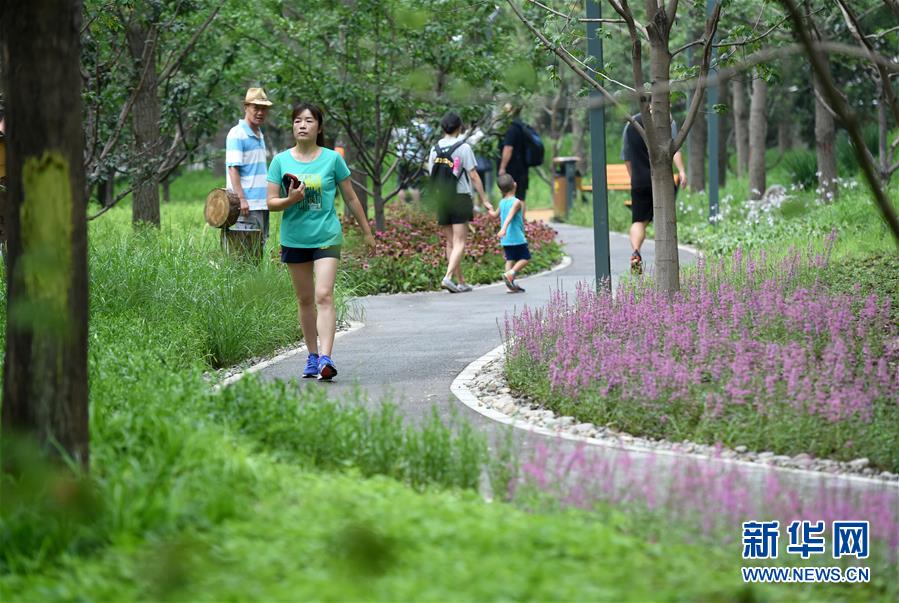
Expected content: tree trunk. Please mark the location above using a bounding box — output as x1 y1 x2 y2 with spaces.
717 74 730 187
731 78 749 178
97 169 114 207
876 81 890 186
1 0 90 468
342 142 368 218
687 41 706 192
647 42 680 295
687 101 707 192
373 184 385 233
571 105 587 176
814 71 838 201
777 112 793 154
126 20 161 227
748 76 768 200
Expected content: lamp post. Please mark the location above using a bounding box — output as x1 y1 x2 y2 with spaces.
587 0 611 291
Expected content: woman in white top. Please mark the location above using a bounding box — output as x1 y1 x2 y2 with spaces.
427 112 493 293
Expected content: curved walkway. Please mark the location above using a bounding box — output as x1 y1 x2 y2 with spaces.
257 223 897 506
258 222 685 421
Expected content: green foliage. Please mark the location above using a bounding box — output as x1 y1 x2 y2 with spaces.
340 205 564 294
81 0 243 198
5 468 884 602
0 199 489 577
781 149 818 191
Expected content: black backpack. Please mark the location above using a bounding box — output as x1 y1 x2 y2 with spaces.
518 122 545 167
429 140 467 198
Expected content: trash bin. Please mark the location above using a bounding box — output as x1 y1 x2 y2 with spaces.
552 156 580 221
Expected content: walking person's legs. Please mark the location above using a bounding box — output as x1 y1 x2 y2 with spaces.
445 222 468 282
313 257 339 357
629 220 647 253
628 187 653 275
287 261 322 377
288 262 317 350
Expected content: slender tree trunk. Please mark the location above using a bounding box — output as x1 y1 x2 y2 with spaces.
1 0 90 467
778 112 793 153
97 170 114 207
877 81 890 186
373 184 385 233
718 74 730 187
687 41 706 192
126 20 161 226
731 78 749 178
748 76 768 200
647 42 680 295
343 142 368 218
687 102 707 192
571 105 587 176
814 71 838 201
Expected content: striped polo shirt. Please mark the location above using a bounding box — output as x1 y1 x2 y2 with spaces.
225 119 268 211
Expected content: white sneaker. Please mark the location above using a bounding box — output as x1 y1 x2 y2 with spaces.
441 277 461 293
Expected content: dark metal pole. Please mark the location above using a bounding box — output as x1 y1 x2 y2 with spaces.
587 0 611 290
707 0 720 223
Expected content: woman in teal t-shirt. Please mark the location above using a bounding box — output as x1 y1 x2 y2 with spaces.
267 102 374 381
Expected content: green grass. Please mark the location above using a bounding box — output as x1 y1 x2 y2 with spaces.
3 170 895 601
5 464 889 603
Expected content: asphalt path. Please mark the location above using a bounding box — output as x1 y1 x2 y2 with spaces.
258 222 694 422
257 222 897 511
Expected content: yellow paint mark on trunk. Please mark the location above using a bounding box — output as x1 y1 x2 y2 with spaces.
12 152 73 336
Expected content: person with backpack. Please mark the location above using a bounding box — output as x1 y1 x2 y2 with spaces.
427 111 493 293
497 103 544 205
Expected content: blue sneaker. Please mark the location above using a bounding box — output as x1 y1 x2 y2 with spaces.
302 353 320 378
318 355 337 381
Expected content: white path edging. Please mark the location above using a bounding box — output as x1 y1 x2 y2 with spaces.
214 320 365 390
451 344 897 490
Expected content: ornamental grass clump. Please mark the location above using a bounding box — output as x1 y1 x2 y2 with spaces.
505 234 899 471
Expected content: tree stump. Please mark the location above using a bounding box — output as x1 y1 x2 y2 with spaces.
222 224 263 262
204 188 240 228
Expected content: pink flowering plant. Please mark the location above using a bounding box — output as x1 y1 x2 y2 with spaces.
504 234 899 472
340 205 562 294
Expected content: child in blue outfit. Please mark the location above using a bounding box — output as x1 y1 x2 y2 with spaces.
491 173 530 293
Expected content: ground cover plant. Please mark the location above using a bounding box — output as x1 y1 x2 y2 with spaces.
341 204 563 294
504 234 899 472
5 175 894 602
6 458 892 603
0 202 491 574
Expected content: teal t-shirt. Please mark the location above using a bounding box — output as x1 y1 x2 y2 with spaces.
266 147 351 248
499 197 527 246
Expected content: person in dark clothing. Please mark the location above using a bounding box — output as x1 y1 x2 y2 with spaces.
621 112 687 274
497 103 530 204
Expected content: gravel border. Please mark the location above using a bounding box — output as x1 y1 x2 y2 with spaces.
453 344 899 485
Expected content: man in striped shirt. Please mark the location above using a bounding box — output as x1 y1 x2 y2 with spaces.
226 87 273 247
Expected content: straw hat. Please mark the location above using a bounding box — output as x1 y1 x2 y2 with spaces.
244 88 273 107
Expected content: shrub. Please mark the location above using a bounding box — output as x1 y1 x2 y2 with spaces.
340 205 563 294
781 149 818 191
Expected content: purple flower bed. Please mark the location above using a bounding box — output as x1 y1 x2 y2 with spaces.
504 237 899 471
509 441 899 567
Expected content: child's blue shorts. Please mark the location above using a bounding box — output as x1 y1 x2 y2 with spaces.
503 243 531 261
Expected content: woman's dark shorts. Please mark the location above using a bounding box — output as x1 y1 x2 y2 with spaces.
503 243 531 261
630 186 653 223
437 193 474 225
280 245 341 264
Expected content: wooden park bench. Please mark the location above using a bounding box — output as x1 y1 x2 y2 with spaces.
579 163 633 206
